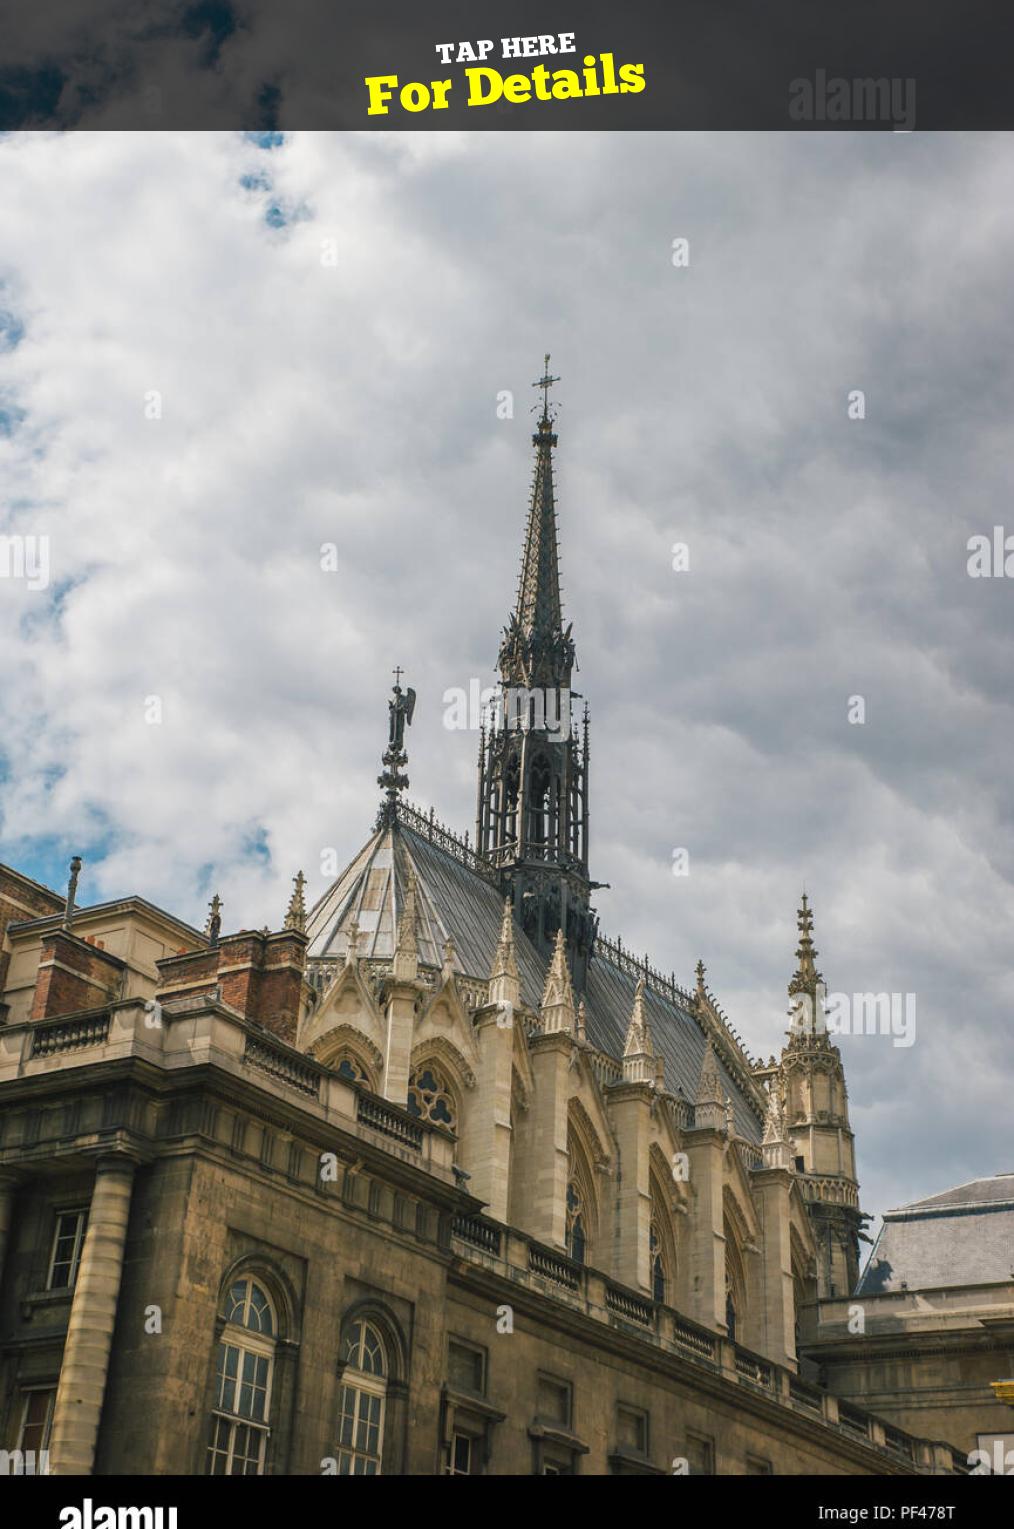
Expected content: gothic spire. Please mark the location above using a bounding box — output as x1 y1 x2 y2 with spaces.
498 354 574 689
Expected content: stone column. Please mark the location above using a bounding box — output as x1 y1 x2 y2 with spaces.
609 1084 652 1293
684 1127 726 1332
753 1166 797 1368
470 1007 514 1223
0 1171 20 1291
522 1034 572 1250
49 1155 137 1475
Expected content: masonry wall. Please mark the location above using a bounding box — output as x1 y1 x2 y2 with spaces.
2 1134 925 1476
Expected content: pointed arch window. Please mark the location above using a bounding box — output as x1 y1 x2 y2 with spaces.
565 1181 586 1265
406 1065 456 1129
207 1276 276 1475
334 1053 370 1086
650 1222 667 1305
725 1270 737 1344
529 753 552 848
337 1320 387 1475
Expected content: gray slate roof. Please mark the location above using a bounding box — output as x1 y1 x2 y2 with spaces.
306 818 763 1142
857 1173 1014 1294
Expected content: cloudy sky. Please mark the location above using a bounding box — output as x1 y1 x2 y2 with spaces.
1 130 1012 1234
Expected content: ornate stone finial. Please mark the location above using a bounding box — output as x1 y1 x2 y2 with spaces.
696 1040 723 1106
344 915 360 966
377 671 416 826
63 855 83 932
788 892 822 996
787 892 826 1035
623 975 655 1083
695 958 707 996
540 927 576 1035
624 975 653 1056
441 936 457 978
284 871 307 934
693 1039 727 1132
205 894 223 948
489 897 520 1008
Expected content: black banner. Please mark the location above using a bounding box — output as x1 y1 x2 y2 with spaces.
2 0 1014 131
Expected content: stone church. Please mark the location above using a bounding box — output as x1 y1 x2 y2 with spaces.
0 365 991 1477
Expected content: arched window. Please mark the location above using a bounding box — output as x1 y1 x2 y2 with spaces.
406 1065 456 1129
337 1320 387 1475
529 755 551 847
650 1222 667 1305
335 1053 370 1086
207 1276 276 1475
725 1270 737 1344
565 1181 586 1265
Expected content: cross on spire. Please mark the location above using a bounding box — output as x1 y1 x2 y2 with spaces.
533 352 560 421
393 665 404 687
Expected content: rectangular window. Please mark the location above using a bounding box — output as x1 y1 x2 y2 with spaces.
206 1339 273 1476
206 1415 267 1476
337 1382 384 1475
616 1403 648 1456
685 1432 714 1475
746 1455 773 1475
447 1432 473 1475
17 1388 55 1458
536 1374 571 1428
448 1338 486 1397
47 1209 87 1291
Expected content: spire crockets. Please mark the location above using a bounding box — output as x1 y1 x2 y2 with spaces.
787 892 825 1033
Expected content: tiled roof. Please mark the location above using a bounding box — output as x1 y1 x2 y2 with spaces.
857 1174 1014 1294
306 818 763 1141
